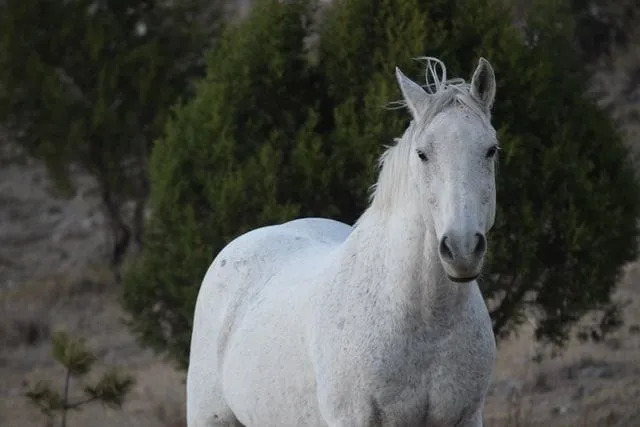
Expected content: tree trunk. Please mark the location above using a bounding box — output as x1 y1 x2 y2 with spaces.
131 170 149 252
101 188 131 273
133 197 145 247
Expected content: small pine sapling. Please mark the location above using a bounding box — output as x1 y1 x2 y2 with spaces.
25 331 135 427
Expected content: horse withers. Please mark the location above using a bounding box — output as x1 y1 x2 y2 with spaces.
187 57 499 427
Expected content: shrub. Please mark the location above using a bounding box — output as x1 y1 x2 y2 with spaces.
26 331 134 427
123 0 640 366
122 0 321 366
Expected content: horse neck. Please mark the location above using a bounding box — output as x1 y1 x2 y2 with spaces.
348 205 472 325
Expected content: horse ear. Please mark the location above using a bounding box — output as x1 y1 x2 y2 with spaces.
396 67 429 120
470 57 496 110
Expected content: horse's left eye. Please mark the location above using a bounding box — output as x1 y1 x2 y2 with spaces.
486 145 499 159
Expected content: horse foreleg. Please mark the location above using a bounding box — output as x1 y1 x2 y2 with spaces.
462 408 484 427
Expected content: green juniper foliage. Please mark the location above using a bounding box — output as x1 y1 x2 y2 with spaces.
26 331 134 427
568 0 638 62
0 0 223 265
122 0 321 366
123 0 640 367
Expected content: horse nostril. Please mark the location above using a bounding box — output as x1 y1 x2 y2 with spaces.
474 233 486 256
439 236 454 261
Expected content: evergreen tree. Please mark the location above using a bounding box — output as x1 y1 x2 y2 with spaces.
122 0 321 367
0 0 223 266
26 331 134 427
568 0 638 62
123 0 640 366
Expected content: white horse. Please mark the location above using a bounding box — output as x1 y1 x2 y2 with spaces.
187 57 498 427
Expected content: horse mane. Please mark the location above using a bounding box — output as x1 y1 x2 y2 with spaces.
364 57 490 219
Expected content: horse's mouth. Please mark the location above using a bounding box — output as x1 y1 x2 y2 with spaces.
447 274 479 283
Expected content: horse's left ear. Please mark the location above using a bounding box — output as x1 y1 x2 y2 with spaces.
470 58 496 110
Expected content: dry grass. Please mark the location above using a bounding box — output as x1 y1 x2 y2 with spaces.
0 265 186 427
484 261 640 427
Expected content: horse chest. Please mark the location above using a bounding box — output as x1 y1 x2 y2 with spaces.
422 332 495 425
374 325 494 425
315 300 495 426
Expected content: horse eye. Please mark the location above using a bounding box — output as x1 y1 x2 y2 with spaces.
486 145 499 159
417 150 428 162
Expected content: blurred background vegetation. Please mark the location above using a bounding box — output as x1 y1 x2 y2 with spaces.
0 0 224 267
1 0 639 424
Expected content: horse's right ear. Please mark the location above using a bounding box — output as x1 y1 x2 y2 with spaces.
470 58 496 111
396 67 429 120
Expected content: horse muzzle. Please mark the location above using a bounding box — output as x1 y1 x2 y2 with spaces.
438 231 486 283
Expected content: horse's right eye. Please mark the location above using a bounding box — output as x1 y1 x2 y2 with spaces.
417 150 428 162
486 145 499 159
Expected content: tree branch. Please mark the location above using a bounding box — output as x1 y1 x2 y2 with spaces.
491 273 528 338
61 367 71 427
65 396 99 410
